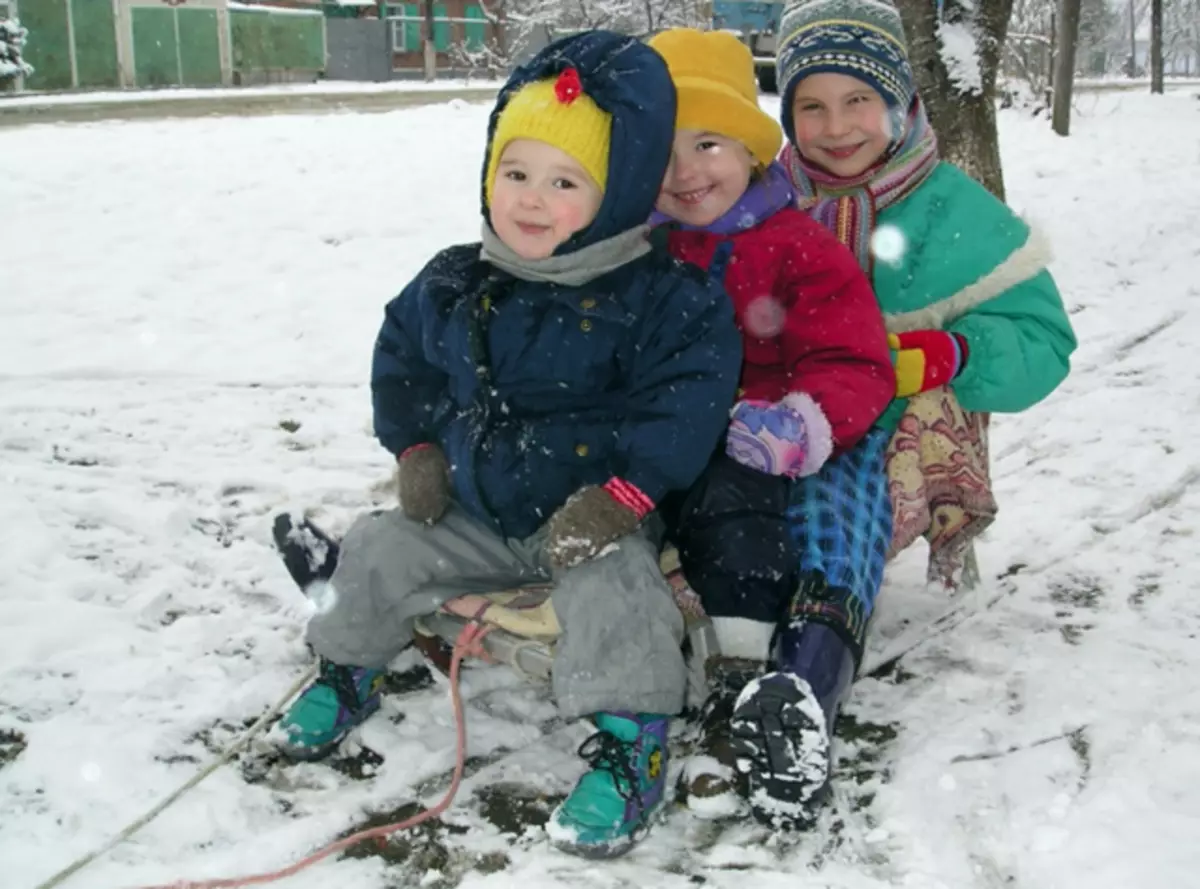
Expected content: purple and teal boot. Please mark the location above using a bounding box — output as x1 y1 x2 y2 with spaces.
547 712 669 858
276 657 385 761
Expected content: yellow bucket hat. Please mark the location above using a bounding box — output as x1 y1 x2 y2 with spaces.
649 28 783 167
485 68 612 205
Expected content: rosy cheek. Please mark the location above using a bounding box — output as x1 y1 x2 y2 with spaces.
556 202 588 233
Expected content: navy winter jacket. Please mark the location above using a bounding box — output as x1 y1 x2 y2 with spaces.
370 32 743 539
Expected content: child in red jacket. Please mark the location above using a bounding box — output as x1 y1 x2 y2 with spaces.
649 28 895 829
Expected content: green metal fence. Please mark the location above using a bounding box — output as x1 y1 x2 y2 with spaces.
230 6 324 74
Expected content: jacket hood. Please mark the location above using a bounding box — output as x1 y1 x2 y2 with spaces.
481 31 677 254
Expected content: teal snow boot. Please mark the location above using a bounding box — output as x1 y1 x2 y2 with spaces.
547 712 670 858
276 658 385 761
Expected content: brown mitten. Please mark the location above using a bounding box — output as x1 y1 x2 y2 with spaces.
397 444 451 525
543 480 653 569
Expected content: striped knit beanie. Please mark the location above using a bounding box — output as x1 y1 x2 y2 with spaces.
775 0 916 143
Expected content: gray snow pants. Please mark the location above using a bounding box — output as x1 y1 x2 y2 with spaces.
306 506 687 719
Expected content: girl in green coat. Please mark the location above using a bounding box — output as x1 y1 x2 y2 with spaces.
691 0 1077 835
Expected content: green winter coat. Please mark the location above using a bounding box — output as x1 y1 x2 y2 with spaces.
873 162 1077 431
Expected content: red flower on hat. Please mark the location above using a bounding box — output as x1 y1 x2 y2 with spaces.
554 67 583 104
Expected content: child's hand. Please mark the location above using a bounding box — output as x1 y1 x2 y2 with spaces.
543 481 651 569
397 444 451 525
888 331 967 398
726 399 811 478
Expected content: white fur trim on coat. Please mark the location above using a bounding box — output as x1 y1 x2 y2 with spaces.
783 391 834 477
884 225 1054 334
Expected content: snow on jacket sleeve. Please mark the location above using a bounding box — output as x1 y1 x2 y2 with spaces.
614 258 743 504
370 260 450 457
776 219 896 452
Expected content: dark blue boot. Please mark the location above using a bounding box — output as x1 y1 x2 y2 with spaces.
272 513 340 593
728 620 856 830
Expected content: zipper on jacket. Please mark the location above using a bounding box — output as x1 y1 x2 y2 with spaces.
463 269 510 535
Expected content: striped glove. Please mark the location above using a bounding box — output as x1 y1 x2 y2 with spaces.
888 331 969 398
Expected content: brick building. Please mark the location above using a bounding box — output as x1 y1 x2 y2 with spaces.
383 1 501 73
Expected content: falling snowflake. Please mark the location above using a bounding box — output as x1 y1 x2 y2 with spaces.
743 296 786 338
80 762 102 783
307 581 339 616
871 224 907 266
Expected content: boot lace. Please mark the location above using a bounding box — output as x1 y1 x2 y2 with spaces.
577 730 644 811
315 658 370 715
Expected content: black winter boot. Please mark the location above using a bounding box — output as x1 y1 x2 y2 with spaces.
729 619 856 830
272 513 340 593
679 656 765 818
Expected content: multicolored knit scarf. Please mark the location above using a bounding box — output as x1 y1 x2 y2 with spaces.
781 98 940 272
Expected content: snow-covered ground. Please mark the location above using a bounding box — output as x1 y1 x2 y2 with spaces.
3 90 1199 889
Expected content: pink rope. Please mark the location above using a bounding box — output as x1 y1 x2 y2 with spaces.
131 619 492 889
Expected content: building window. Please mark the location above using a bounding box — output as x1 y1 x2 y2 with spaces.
390 3 422 52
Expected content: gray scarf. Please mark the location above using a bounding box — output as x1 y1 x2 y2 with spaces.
479 222 652 286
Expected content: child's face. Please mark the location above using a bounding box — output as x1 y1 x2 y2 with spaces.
489 139 603 260
790 73 892 178
656 129 754 228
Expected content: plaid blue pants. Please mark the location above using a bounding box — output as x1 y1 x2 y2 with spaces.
786 427 892 651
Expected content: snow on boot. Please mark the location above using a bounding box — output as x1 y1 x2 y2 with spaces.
729 622 855 830
679 656 764 819
547 712 669 858
272 512 340 593
276 657 385 761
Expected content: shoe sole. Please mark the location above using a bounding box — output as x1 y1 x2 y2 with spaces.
728 673 830 830
547 798 667 860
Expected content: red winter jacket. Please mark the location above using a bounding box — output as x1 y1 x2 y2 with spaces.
666 207 895 454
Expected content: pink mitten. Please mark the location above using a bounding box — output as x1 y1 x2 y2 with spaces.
725 393 833 478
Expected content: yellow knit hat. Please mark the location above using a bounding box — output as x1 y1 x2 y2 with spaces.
485 69 612 206
648 28 783 167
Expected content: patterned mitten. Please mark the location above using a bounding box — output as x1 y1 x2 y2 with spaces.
396 444 451 525
543 480 653 569
888 331 968 398
726 394 832 478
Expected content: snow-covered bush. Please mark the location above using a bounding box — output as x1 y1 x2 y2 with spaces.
1 17 33 85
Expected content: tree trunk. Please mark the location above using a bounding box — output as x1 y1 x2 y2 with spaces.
1128 0 1137 77
894 0 1015 200
423 0 437 82
1051 0 1082 135
1047 11 1056 109
1150 0 1164 92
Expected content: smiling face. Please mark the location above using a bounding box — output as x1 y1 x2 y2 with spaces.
655 129 755 227
789 72 893 178
488 139 603 260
